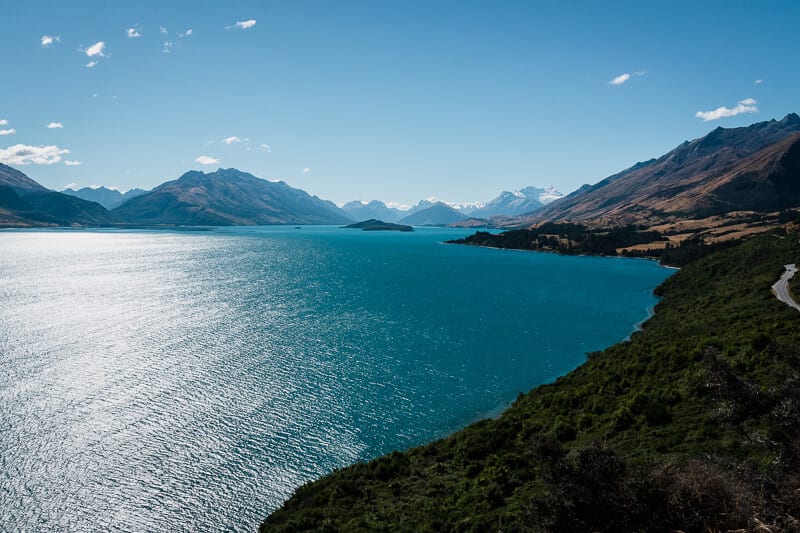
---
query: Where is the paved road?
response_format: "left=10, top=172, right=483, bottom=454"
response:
left=772, top=263, right=800, bottom=312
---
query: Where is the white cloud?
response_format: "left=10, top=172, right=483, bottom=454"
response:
left=0, top=119, right=7, bottom=126
left=223, top=136, right=242, bottom=145
left=179, top=29, right=193, bottom=37
left=245, top=143, right=272, bottom=152
left=85, top=60, right=98, bottom=68
left=695, top=98, right=758, bottom=121
left=0, top=129, right=15, bottom=135
left=303, top=167, right=311, bottom=174
left=47, top=122, right=63, bottom=129
left=64, top=160, right=82, bottom=166
left=609, top=71, right=645, bottom=86
left=41, top=35, right=61, bottom=47
left=195, top=155, right=219, bottom=165
left=63, top=182, right=78, bottom=190
left=127, top=28, right=141, bottom=38
left=86, top=41, right=106, bottom=57
left=162, top=41, right=176, bottom=53
left=0, top=144, right=70, bottom=165
left=160, top=26, right=168, bottom=34
left=610, top=73, right=631, bottom=85
left=755, top=79, right=763, bottom=84
left=228, top=19, right=256, bottom=30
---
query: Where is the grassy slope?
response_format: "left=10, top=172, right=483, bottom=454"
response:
left=262, top=234, right=800, bottom=532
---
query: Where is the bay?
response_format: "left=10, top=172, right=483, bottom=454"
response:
left=0, top=226, right=672, bottom=531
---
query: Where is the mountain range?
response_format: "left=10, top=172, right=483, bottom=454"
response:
left=0, top=163, right=112, bottom=227
left=340, top=200, right=405, bottom=223
left=340, top=186, right=565, bottom=225
left=518, top=113, right=800, bottom=229
left=62, top=186, right=148, bottom=210
left=113, top=168, right=351, bottom=225
left=2, top=114, right=799, bottom=230
left=397, top=202, right=467, bottom=226
left=1, top=159, right=565, bottom=228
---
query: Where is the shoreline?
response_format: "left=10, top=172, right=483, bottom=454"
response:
left=263, top=233, right=800, bottom=532
left=446, top=240, right=680, bottom=270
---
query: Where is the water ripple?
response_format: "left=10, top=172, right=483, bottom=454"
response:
left=0, top=228, right=671, bottom=531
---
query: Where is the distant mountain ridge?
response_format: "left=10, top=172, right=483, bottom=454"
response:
left=467, top=186, right=564, bottom=218
left=397, top=202, right=466, bottom=226
left=0, top=163, right=112, bottom=227
left=519, top=113, right=800, bottom=228
left=342, top=186, right=564, bottom=225
left=113, top=168, right=352, bottom=225
left=341, top=200, right=403, bottom=223
left=63, top=186, right=148, bottom=210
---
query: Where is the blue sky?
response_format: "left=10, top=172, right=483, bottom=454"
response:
left=1, top=1, right=798, bottom=206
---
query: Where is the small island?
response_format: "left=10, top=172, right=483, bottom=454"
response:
left=344, top=219, right=414, bottom=232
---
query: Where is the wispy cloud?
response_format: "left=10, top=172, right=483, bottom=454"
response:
left=755, top=79, right=763, bottom=84
left=64, top=182, right=78, bottom=190
left=179, top=29, right=193, bottom=37
left=64, top=160, right=82, bottom=166
left=47, top=122, right=63, bottom=129
left=86, top=41, right=106, bottom=57
left=609, top=73, right=630, bottom=85
left=160, top=26, right=168, bottom=34
left=303, top=167, right=311, bottom=174
left=0, top=144, right=70, bottom=165
left=0, top=119, right=7, bottom=126
left=195, top=155, right=219, bottom=165
left=228, top=20, right=256, bottom=30
left=244, top=143, right=272, bottom=153
left=127, top=27, right=142, bottom=38
left=41, top=35, right=61, bottom=47
left=695, top=98, right=758, bottom=121
left=222, top=136, right=242, bottom=145
left=85, top=60, right=98, bottom=68
left=0, top=129, right=16, bottom=136
left=609, top=71, right=645, bottom=86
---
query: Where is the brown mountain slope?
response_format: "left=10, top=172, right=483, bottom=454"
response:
left=518, top=114, right=800, bottom=228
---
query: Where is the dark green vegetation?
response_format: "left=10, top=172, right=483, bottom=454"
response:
left=789, top=268, right=800, bottom=302
left=263, top=233, right=800, bottom=531
left=448, top=224, right=757, bottom=268
left=448, top=223, right=667, bottom=258
left=345, top=219, right=413, bottom=232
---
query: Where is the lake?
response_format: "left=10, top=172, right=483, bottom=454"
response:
left=0, top=226, right=672, bottom=531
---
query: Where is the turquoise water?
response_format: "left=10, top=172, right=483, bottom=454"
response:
left=0, top=226, right=672, bottom=531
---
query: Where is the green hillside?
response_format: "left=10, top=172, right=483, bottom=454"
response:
left=262, top=233, right=800, bottom=532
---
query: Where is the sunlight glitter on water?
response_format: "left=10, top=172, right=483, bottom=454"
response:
left=0, top=228, right=671, bottom=531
